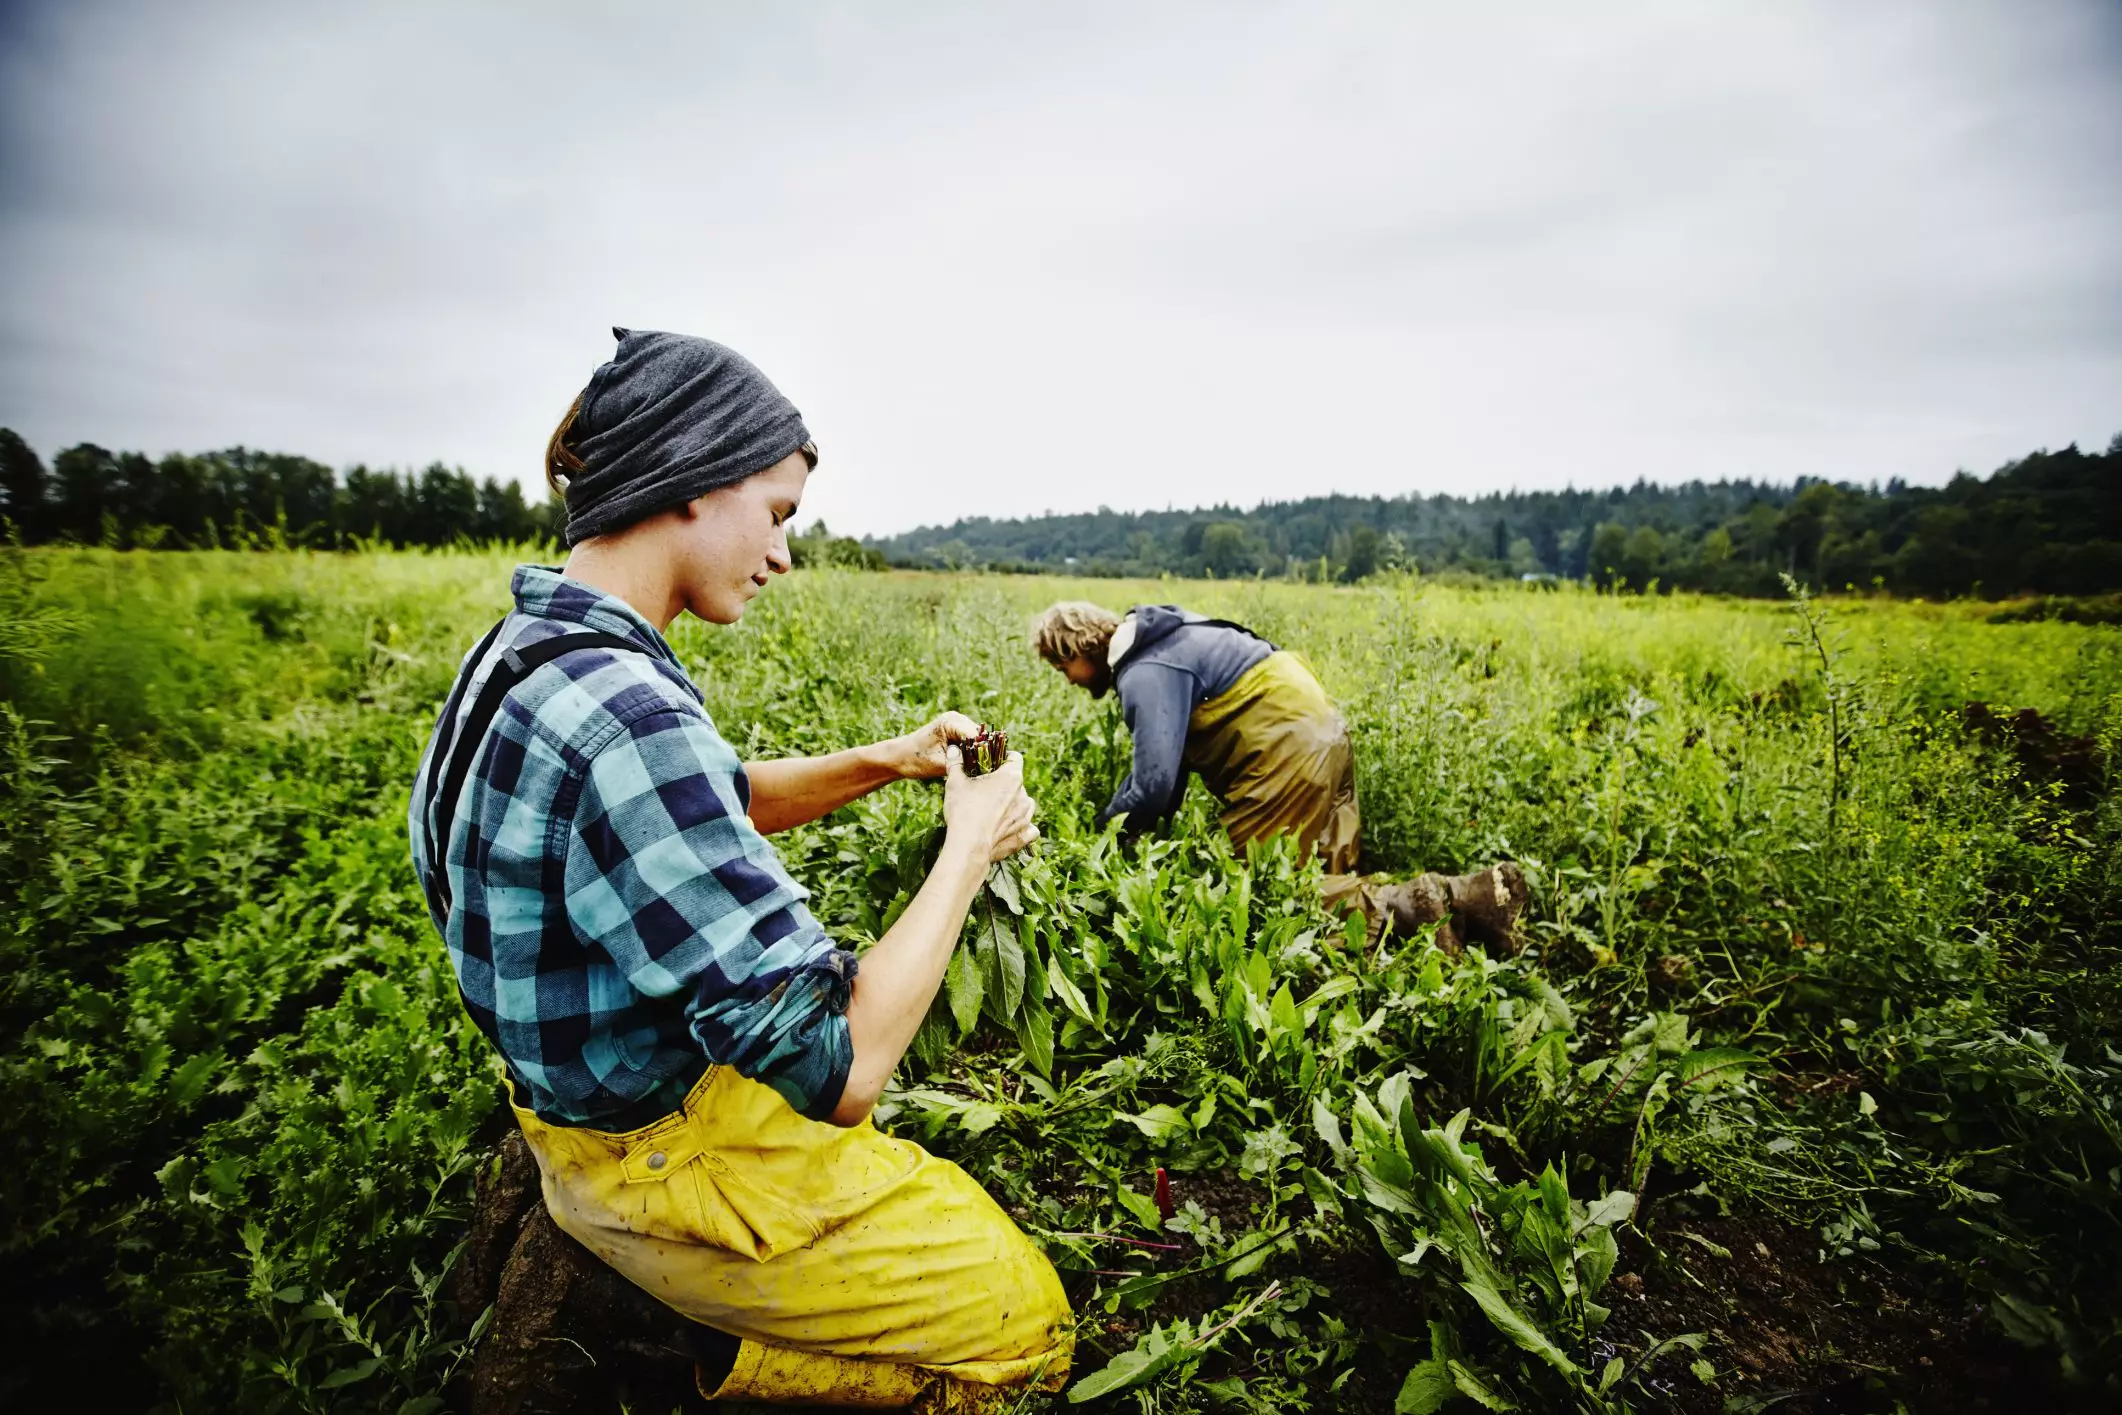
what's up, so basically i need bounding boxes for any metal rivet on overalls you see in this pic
[647,1151,666,1171]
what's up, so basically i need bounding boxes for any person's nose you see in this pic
[766,524,793,574]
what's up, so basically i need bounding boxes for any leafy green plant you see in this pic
[4,549,2118,1411]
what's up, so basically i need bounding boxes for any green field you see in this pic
[3,547,2117,1413]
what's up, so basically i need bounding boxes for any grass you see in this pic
[1,546,2116,1412]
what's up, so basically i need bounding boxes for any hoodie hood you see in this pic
[1110,604,1197,668]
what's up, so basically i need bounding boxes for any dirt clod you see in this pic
[448,1133,722,1415]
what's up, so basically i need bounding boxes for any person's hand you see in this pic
[892,711,981,781]
[943,746,1039,863]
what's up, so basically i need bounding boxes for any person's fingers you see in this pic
[992,822,1040,860]
[937,711,981,739]
[997,799,1033,839]
[945,743,965,780]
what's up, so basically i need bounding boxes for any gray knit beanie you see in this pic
[562,327,812,546]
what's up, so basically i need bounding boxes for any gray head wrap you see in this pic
[562,327,811,545]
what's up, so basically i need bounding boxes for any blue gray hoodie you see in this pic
[1096,605,1275,830]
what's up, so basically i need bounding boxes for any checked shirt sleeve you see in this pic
[562,705,857,1121]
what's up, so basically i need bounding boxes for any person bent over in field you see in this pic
[1032,601,1525,954]
[411,328,1069,1411]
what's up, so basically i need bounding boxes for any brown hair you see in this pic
[544,393,586,496]
[1031,601,1121,665]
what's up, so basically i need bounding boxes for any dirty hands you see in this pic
[943,746,1038,863]
[890,711,982,781]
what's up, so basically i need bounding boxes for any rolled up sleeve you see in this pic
[564,706,857,1121]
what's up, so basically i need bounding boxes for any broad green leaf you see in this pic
[945,946,983,1036]
[1461,1277,1576,1374]
[1115,1183,1162,1232]
[1019,1002,1054,1079]
[1448,1360,1518,1410]
[1226,1240,1272,1279]
[1190,962,1217,1013]
[1579,1223,1619,1297]
[1358,1166,1421,1216]
[1352,1089,1393,1155]
[1677,1047,1765,1090]
[1583,1190,1636,1228]
[987,861,1023,914]
[1394,1358,1456,1414]
[318,1358,381,1389]
[1532,976,1574,1034]
[1537,1163,1570,1224]
[1378,1071,1414,1124]
[1311,1095,1352,1168]
[1065,1339,1174,1402]
[1299,974,1359,1022]
[1416,951,1445,995]
[1118,1104,1190,1140]
[994,913,1028,1016]
[1269,982,1300,1041]
[1048,964,1097,1026]
[958,1102,1002,1135]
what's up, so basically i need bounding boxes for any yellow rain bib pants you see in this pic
[1184,650,1362,873]
[512,1064,1071,1406]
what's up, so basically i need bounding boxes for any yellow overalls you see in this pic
[1183,649,1362,872]
[513,1064,1072,1407]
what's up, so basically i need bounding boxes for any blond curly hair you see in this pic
[1030,601,1121,665]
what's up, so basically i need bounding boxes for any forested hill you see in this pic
[869,435,2122,599]
[4,426,2118,600]
[0,432,562,549]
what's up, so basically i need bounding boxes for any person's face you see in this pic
[674,452,809,624]
[1057,653,1112,698]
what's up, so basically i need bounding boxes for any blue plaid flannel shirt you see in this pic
[408,566,856,1129]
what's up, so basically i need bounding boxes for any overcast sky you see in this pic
[2,2,2118,538]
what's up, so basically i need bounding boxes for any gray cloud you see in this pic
[3,0,2118,536]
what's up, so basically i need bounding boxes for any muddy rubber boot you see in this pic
[1367,863,1527,956]
[1446,861,1528,953]
[1373,873,1458,952]
[699,1339,930,1406]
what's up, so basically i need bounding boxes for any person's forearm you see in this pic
[828,835,989,1125]
[744,744,901,834]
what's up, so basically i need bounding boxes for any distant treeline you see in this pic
[0,430,562,549]
[0,430,890,571]
[869,434,2122,598]
[7,426,2119,598]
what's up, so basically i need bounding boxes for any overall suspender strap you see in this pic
[419,617,508,873]
[1186,616,1278,652]
[425,624,646,913]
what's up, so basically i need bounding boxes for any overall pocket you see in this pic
[681,1066,924,1259]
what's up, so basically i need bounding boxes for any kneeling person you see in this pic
[411,330,1069,1409]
